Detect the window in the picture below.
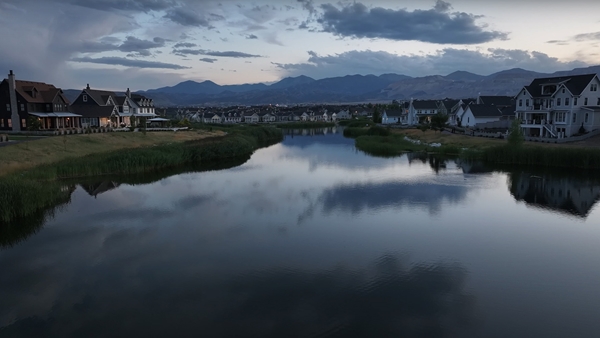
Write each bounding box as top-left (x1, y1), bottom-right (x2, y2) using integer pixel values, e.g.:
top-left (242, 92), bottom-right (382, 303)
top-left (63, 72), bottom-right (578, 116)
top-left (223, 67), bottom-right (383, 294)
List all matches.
top-left (573, 113), bottom-right (577, 123)
top-left (585, 113), bottom-right (589, 123)
top-left (592, 84), bottom-right (598, 91)
top-left (83, 95), bottom-right (88, 102)
top-left (597, 98), bottom-right (600, 105)
top-left (21, 119), bottom-right (26, 128)
top-left (562, 89), bottom-right (565, 93)
top-left (555, 112), bottom-right (566, 123)
top-left (557, 98), bottom-right (562, 106)
top-left (565, 98), bottom-right (570, 106)
top-left (5, 104), bottom-right (9, 112)
top-left (47, 104), bottom-right (51, 110)
top-left (574, 97), bottom-right (578, 106)
top-left (20, 104), bottom-right (24, 111)
top-left (584, 97), bottom-right (588, 105)
top-left (519, 99), bottom-right (523, 107)
top-left (526, 99), bottom-right (529, 107)
top-left (7, 119), bottom-right (11, 128)
top-left (0, 119), bottom-right (3, 128)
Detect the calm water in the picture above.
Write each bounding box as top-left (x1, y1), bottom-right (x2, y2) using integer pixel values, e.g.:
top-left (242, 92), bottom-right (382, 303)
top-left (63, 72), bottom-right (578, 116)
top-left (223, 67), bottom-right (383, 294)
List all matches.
top-left (2, 128), bottom-right (600, 337)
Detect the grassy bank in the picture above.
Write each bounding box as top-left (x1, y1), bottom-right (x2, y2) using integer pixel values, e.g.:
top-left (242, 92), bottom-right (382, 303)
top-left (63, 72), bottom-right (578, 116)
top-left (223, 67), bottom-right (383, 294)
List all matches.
top-left (276, 122), bottom-right (335, 128)
top-left (0, 130), bottom-right (224, 177)
top-left (355, 134), bottom-right (461, 158)
top-left (0, 126), bottom-right (283, 227)
top-left (343, 126), bottom-right (389, 138)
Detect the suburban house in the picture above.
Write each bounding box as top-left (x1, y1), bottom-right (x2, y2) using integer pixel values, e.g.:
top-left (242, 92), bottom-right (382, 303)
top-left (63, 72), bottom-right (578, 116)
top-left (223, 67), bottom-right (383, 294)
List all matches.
top-left (408, 100), bottom-right (442, 125)
top-left (127, 89), bottom-right (156, 118)
top-left (336, 109), bottom-right (351, 120)
top-left (113, 96), bottom-right (132, 127)
top-left (244, 111), bottom-right (259, 123)
top-left (381, 109), bottom-right (403, 125)
top-left (460, 104), bottom-right (503, 128)
top-left (0, 70), bottom-right (80, 131)
top-left (69, 84), bottom-right (119, 128)
top-left (514, 74), bottom-right (600, 139)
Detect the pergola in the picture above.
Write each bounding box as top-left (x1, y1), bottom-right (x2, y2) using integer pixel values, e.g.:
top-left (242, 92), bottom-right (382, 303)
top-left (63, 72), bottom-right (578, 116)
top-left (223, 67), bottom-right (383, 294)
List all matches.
top-left (29, 112), bottom-right (82, 129)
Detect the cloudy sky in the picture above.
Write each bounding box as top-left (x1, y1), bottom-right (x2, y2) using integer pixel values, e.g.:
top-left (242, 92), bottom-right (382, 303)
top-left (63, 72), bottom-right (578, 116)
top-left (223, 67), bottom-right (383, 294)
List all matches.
top-left (0, 0), bottom-right (599, 90)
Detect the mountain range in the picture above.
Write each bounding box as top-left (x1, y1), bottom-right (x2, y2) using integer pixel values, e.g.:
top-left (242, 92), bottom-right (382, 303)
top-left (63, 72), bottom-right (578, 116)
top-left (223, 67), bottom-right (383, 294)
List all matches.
top-left (63, 65), bottom-right (600, 107)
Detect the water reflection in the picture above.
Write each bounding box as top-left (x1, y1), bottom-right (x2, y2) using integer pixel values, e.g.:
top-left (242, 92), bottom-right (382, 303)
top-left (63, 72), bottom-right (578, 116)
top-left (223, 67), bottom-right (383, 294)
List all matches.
top-left (508, 171), bottom-right (600, 218)
top-left (320, 181), bottom-right (469, 216)
top-left (0, 254), bottom-right (476, 338)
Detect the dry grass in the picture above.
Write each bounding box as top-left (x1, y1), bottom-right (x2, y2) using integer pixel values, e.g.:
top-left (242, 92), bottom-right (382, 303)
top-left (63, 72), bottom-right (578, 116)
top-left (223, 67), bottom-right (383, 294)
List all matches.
top-left (0, 130), bottom-right (224, 177)
top-left (397, 129), bottom-right (600, 149)
top-left (396, 129), bottom-right (506, 148)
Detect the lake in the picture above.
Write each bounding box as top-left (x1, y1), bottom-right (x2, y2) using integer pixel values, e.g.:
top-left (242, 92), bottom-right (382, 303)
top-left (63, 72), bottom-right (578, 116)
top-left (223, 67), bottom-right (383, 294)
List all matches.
top-left (2, 127), bottom-right (600, 337)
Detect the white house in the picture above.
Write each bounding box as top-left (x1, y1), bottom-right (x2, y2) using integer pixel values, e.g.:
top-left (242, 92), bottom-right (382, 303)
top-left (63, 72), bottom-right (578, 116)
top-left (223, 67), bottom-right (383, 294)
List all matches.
top-left (515, 74), bottom-right (600, 139)
top-left (460, 104), bottom-right (503, 128)
top-left (381, 109), bottom-right (403, 125)
top-left (244, 112), bottom-right (259, 123)
top-left (336, 109), bottom-right (351, 120)
top-left (408, 100), bottom-right (441, 125)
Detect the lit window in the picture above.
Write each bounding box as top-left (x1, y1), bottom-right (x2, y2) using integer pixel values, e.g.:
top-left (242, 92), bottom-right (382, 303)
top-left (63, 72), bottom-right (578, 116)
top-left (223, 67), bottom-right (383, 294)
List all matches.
top-left (21, 119), bottom-right (26, 128)
top-left (8, 119), bottom-right (12, 128)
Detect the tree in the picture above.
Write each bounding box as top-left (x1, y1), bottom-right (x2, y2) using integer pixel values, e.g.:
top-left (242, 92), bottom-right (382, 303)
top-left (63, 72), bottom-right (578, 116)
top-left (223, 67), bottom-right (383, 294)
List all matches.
top-left (430, 113), bottom-right (449, 132)
top-left (25, 116), bottom-right (42, 150)
top-left (372, 107), bottom-right (381, 124)
top-left (507, 118), bottom-right (524, 147)
top-left (139, 117), bottom-right (147, 135)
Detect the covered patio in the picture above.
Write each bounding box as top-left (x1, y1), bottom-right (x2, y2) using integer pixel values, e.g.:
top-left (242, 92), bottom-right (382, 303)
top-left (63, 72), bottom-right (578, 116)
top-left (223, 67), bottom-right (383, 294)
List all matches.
top-left (147, 117), bottom-right (170, 128)
top-left (29, 112), bottom-right (82, 130)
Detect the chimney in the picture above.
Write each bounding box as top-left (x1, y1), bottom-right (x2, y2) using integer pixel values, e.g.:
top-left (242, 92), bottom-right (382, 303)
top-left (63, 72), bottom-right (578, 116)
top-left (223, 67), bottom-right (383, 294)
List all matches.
top-left (86, 84), bottom-right (90, 90)
top-left (8, 70), bottom-right (20, 132)
top-left (126, 88), bottom-right (131, 98)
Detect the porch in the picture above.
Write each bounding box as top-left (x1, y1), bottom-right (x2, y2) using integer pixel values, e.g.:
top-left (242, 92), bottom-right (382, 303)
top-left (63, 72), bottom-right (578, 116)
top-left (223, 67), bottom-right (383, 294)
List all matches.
top-left (29, 112), bottom-right (82, 130)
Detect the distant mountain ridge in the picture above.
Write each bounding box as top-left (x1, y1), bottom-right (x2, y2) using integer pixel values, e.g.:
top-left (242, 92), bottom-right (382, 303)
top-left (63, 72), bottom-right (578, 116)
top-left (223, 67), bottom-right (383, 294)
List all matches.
top-left (65, 65), bottom-right (600, 106)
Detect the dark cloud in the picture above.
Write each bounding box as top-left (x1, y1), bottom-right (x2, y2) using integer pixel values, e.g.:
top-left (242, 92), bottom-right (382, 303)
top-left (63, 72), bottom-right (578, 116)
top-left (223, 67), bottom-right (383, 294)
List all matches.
top-left (65, 0), bottom-right (177, 12)
top-left (574, 31), bottom-right (600, 41)
top-left (316, 1), bottom-right (507, 44)
top-left (118, 36), bottom-right (166, 52)
top-left (173, 42), bottom-right (197, 48)
top-left (202, 51), bottom-right (262, 58)
top-left (246, 34), bottom-right (258, 39)
top-left (164, 7), bottom-right (212, 27)
top-left (199, 58), bottom-right (218, 63)
top-left (173, 49), bottom-right (262, 58)
top-left (274, 49), bottom-right (589, 79)
top-left (70, 56), bottom-right (189, 69)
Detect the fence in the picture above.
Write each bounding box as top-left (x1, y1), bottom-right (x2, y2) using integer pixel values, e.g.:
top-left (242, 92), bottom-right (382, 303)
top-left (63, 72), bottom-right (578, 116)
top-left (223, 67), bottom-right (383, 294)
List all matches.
top-left (524, 129), bottom-right (600, 144)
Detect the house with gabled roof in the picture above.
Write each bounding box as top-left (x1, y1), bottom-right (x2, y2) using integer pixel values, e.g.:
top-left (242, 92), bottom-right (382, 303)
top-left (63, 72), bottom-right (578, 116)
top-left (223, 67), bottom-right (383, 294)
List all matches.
top-left (69, 84), bottom-right (119, 128)
top-left (0, 70), bottom-right (80, 131)
top-left (460, 104), bottom-right (503, 128)
top-left (408, 100), bottom-right (442, 125)
top-left (381, 109), bottom-right (403, 125)
top-left (515, 73), bottom-right (600, 139)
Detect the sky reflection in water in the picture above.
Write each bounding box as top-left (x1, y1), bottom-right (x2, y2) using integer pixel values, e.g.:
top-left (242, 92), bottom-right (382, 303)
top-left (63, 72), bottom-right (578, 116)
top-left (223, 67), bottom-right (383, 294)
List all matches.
top-left (1, 128), bottom-right (600, 337)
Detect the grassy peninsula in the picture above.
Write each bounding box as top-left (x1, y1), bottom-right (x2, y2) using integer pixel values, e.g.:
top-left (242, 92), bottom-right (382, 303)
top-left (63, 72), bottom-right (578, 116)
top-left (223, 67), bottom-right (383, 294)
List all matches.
top-left (347, 126), bottom-right (600, 169)
top-left (0, 126), bottom-right (283, 226)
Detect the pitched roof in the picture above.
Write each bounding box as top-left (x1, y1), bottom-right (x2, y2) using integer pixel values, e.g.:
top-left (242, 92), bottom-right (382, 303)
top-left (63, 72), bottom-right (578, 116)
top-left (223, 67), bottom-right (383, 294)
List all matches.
top-left (384, 109), bottom-right (403, 117)
top-left (467, 104), bottom-right (502, 117)
top-left (69, 104), bottom-right (115, 118)
top-left (412, 100), bottom-right (439, 109)
top-left (524, 74), bottom-right (596, 97)
top-left (479, 96), bottom-right (514, 107)
top-left (441, 99), bottom-right (460, 111)
top-left (8, 79), bottom-right (69, 104)
top-left (84, 88), bottom-right (118, 106)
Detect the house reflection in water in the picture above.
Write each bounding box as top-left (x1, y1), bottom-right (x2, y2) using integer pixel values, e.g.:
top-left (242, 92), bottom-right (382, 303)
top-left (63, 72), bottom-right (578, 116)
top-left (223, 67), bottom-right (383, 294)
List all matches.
top-left (510, 173), bottom-right (600, 218)
top-left (80, 181), bottom-right (121, 198)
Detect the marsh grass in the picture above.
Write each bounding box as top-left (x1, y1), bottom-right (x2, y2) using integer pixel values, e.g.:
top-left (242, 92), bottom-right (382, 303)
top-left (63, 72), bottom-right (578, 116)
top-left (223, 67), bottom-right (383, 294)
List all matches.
top-left (468, 145), bottom-right (600, 169)
top-left (0, 126), bottom-right (283, 228)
